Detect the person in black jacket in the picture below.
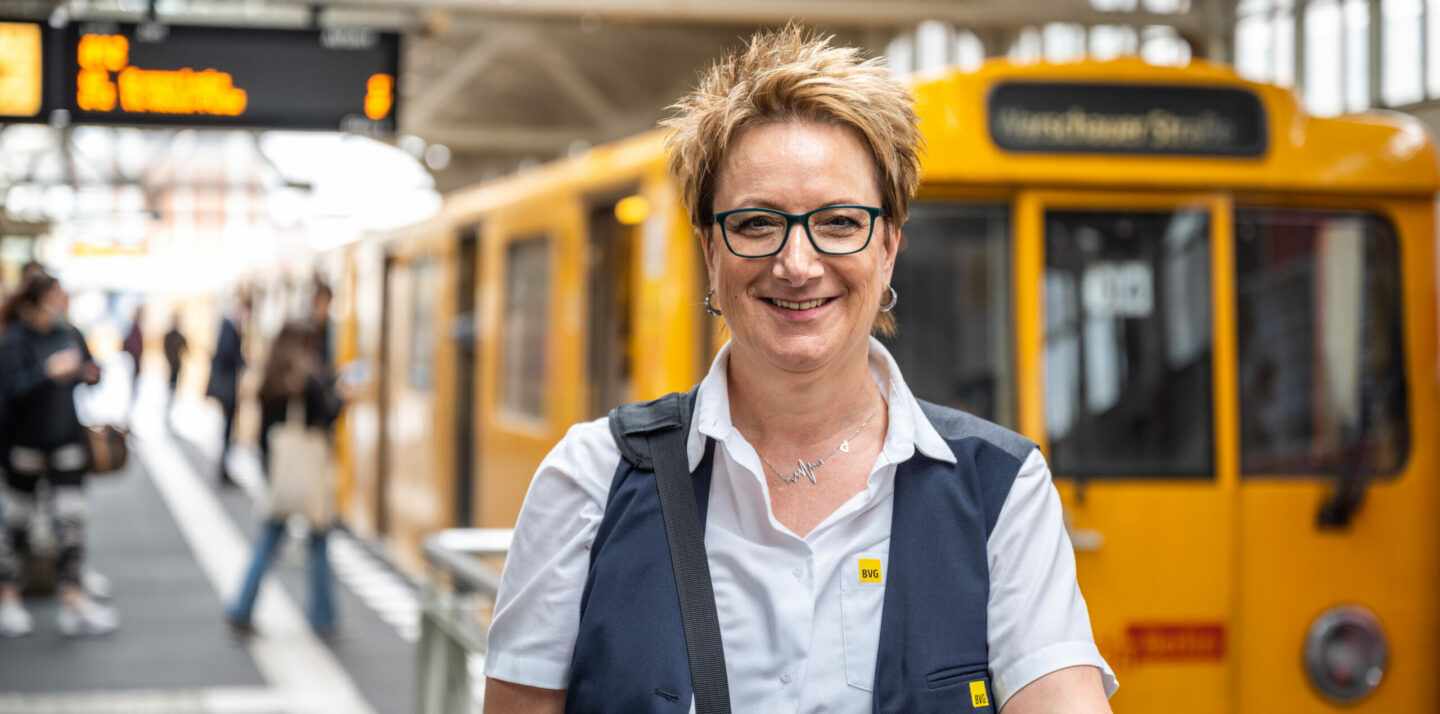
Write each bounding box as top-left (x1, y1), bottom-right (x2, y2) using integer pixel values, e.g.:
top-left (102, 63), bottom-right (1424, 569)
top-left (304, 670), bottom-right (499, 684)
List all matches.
top-left (207, 296), bottom-right (248, 488)
top-left (122, 306), bottom-right (143, 414)
top-left (163, 318), bottom-right (187, 428)
top-left (0, 274), bottom-right (117, 637)
top-left (225, 320), bottom-right (344, 636)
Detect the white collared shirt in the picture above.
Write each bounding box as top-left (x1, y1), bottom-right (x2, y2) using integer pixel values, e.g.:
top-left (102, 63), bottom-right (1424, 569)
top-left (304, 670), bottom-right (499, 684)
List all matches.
top-left (485, 339), bottom-right (1117, 711)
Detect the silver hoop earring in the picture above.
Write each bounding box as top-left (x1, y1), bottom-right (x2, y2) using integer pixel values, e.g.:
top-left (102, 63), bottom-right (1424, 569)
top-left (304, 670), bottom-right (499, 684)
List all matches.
top-left (705, 290), bottom-right (723, 317)
top-left (879, 285), bottom-right (898, 313)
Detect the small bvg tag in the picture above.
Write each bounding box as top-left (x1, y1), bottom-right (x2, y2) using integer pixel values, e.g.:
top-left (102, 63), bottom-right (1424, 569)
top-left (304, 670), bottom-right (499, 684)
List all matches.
top-left (970, 680), bottom-right (989, 707)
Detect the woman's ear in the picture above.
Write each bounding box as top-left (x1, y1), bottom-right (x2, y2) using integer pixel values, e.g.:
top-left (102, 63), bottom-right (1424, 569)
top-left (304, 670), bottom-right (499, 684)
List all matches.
top-left (881, 225), bottom-right (902, 276)
top-left (700, 229), bottom-right (719, 287)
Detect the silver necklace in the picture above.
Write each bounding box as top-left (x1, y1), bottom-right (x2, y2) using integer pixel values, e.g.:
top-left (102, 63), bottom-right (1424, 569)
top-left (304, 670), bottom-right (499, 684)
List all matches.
top-left (757, 400), bottom-right (881, 485)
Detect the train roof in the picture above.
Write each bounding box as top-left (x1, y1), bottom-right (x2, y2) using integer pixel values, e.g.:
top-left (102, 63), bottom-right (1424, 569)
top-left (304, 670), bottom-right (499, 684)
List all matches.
top-left (914, 57), bottom-right (1440, 196)
top-left (390, 57), bottom-right (1439, 243)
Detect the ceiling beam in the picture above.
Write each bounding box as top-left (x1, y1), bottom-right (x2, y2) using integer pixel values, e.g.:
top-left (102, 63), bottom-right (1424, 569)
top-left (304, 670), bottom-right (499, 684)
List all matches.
top-left (403, 33), bottom-right (532, 134)
top-left (416, 125), bottom-right (600, 152)
top-left (280, 0), bottom-right (1207, 34)
top-left (530, 45), bottom-right (627, 129)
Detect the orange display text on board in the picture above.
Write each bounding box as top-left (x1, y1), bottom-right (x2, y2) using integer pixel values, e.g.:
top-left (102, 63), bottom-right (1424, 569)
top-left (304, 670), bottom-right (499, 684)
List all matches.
top-left (75, 34), bottom-right (247, 116)
top-left (365, 73), bottom-right (393, 120)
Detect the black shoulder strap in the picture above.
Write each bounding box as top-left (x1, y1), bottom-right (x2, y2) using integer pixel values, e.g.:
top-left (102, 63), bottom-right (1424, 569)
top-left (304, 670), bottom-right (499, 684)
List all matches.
top-left (609, 390), bottom-right (731, 714)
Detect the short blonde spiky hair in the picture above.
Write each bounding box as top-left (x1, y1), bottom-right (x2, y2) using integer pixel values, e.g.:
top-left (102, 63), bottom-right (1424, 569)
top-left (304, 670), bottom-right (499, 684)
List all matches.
top-left (662, 24), bottom-right (922, 232)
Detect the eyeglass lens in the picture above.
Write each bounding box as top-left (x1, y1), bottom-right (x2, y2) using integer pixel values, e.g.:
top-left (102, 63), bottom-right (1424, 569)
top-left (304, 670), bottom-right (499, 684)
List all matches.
top-left (721, 207), bottom-right (874, 256)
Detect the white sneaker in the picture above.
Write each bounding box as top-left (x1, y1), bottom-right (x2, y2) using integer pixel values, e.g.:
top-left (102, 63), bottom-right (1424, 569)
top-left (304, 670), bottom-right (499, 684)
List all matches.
top-left (0, 601), bottom-right (32, 637)
top-left (57, 600), bottom-right (119, 637)
top-left (83, 568), bottom-right (113, 600)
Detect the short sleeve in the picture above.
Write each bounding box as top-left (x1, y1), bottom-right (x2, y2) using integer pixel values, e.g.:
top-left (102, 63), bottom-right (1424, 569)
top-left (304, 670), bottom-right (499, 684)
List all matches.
top-left (986, 449), bottom-right (1118, 708)
top-left (482, 417), bottom-right (621, 690)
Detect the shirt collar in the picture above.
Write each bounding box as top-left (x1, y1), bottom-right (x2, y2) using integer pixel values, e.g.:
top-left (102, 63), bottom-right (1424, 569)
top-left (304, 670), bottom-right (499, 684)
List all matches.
top-left (685, 338), bottom-right (956, 471)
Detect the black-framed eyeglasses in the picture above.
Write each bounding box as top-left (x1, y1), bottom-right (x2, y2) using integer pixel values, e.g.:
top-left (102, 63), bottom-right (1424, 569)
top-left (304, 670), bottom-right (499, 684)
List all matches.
top-left (710, 205), bottom-right (886, 258)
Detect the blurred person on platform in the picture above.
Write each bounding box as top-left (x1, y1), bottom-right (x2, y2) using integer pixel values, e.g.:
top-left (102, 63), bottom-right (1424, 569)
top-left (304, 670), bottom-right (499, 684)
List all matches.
top-left (225, 320), bottom-right (344, 636)
top-left (0, 274), bottom-right (7, 570)
top-left (310, 283), bottom-right (333, 371)
top-left (0, 273), bottom-right (116, 637)
top-left (123, 305), bottom-right (144, 414)
top-left (163, 318), bottom-right (187, 425)
top-left (483, 27), bottom-right (1113, 713)
top-left (207, 296), bottom-right (249, 488)
top-left (19, 261), bottom-right (46, 285)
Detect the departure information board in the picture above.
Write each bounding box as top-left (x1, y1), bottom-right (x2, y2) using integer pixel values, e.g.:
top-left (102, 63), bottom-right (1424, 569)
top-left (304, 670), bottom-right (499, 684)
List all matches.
top-left (0, 20), bottom-right (399, 133)
top-left (0, 21), bottom-right (49, 121)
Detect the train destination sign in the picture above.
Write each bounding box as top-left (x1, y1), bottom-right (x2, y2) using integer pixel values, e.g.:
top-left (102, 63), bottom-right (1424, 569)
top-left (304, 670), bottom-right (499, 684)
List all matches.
top-left (60, 22), bottom-right (399, 133)
top-left (987, 82), bottom-right (1267, 157)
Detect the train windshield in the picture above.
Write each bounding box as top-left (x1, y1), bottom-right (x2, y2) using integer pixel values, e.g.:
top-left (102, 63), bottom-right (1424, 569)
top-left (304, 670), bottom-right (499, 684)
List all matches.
top-left (1044, 208), bottom-right (1215, 478)
top-left (885, 202), bottom-right (1015, 428)
top-left (1235, 209), bottom-right (1409, 477)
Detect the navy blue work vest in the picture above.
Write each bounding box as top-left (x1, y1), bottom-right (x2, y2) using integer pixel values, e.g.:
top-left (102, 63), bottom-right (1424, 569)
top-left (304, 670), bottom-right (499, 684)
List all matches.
top-left (565, 393), bottom-right (1034, 713)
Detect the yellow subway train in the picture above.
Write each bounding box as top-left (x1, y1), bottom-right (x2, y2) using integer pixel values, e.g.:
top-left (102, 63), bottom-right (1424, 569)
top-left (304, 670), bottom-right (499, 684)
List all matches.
top-left (322, 58), bottom-right (1440, 711)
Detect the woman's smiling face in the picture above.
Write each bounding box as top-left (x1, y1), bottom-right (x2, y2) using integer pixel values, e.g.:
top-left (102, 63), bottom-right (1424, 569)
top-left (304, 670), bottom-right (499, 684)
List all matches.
top-left (706, 120), bottom-right (899, 376)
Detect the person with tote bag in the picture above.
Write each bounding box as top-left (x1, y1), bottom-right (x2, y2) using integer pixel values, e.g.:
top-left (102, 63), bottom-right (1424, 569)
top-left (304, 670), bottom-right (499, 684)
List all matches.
top-left (225, 320), bottom-right (344, 636)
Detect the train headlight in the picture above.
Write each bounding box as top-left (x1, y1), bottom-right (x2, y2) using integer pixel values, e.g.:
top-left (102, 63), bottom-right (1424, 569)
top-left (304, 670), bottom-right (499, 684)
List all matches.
top-left (1303, 606), bottom-right (1388, 704)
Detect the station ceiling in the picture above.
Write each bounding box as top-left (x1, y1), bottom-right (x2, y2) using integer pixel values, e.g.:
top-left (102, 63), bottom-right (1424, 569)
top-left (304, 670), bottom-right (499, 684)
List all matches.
top-left (3, 0), bottom-right (1218, 191)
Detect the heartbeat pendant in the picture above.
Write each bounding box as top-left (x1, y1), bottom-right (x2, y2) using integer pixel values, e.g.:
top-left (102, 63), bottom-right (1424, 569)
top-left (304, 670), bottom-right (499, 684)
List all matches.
top-left (789, 459), bottom-right (821, 485)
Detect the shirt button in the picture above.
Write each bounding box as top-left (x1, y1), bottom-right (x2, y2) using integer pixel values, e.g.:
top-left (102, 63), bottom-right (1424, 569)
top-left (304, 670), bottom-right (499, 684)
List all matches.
top-left (791, 566), bottom-right (804, 579)
top-left (780, 670), bottom-right (793, 684)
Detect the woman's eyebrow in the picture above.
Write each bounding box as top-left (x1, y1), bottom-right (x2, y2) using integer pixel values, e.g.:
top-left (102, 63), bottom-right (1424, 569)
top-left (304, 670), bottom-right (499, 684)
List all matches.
top-left (721, 198), bottom-right (870, 211)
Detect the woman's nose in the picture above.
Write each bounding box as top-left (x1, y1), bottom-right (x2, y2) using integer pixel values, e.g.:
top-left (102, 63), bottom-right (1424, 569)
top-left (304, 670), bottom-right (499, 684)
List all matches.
top-left (772, 223), bottom-right (823, 284)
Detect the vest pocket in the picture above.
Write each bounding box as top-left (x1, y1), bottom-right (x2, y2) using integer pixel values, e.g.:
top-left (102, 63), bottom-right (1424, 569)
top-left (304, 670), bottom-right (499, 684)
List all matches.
top-left (925, 665), bottom-right (995, 711)
top-left (839, 554), bottom-right (887, 692)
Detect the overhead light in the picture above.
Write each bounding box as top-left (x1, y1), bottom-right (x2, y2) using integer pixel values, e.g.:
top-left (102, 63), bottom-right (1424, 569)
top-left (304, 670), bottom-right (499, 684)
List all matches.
top-left (614, 195), bottom-right (649, 226)
top-left (397, 134), bottom-right (427, 159)
top-left (424, 143), bottom-right (451, 170)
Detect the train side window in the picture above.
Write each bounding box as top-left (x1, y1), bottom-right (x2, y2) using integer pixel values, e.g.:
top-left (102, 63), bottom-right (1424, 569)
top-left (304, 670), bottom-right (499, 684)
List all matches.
top-left (407, 257), bottom-right (438, 389)
top-left (1044, 209), bottom-right (1214, 478)
top-left (883, 202), bottom-right (1015, 428)
top-left (1235, 210), bottom-right (1408, 477)
top-left (500, 236), bottom-right (550, 419)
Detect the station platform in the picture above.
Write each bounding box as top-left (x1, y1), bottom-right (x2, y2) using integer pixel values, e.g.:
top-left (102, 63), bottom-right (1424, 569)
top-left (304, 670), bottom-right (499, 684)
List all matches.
top-left (0, 367), bottom-right (420, 714)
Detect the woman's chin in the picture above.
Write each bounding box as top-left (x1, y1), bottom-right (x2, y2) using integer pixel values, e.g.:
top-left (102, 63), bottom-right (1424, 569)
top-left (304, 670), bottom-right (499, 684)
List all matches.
top-left (741, 334), bottom-right (848, 375)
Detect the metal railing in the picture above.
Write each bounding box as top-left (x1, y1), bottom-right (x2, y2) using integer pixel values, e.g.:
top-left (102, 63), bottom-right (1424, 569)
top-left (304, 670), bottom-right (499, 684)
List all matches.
top-left (416, 528), bottom-right (513, 714)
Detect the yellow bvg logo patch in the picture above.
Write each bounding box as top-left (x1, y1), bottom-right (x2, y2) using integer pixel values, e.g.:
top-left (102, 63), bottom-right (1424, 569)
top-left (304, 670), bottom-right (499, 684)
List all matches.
top-left (858, 558), bottom-right (882, 583)
top-left (970, 680), bottom-right (989, 707)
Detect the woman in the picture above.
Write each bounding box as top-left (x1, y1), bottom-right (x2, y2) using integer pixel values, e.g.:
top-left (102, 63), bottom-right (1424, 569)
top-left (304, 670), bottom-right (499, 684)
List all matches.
top-left (484, 27), bottom-right (1115, 713)
top-left (225, 320), bottom-right (342, 636)
top-left (0, 274), bottom-right (115, 637)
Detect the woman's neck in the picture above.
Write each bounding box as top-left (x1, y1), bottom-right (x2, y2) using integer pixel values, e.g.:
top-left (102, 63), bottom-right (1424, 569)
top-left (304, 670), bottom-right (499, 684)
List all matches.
top-left (21, 311), bottom-right (53, 333)
top-left (726, 340), bottom-right (881, 449)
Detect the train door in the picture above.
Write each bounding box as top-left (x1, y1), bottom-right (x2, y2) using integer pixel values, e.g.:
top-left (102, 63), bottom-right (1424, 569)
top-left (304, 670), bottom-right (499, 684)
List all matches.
top-left (1019, 191), bottom-right (1238, 710)
top-left (453, 228), bottom-right (480, 527)
top-left (1231, 202), bottom-right (1440, 711)
top-left (586, 198), bottom-right (636, 418)
top-left (387, 253), bottom-right (442, 569)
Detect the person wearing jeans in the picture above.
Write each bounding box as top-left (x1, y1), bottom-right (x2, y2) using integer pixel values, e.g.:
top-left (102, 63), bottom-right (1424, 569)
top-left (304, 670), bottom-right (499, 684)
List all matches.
top-left (226, 517), bottom-right (335, 633)
top-left (224, 320), bottom-right (343, 636)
